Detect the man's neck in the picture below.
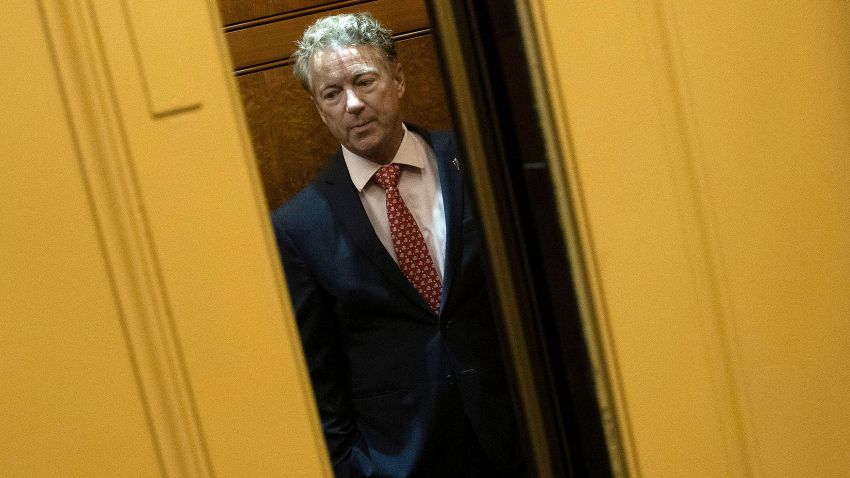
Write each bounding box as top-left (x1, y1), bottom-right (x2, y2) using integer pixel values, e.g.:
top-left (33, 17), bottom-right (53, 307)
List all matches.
top-left (366, 123), bottom-right (406, 165)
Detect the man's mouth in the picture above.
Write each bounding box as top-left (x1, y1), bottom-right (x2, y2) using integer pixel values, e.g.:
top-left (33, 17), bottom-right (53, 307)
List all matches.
top-left (351, 120), bottom-right (374, 130)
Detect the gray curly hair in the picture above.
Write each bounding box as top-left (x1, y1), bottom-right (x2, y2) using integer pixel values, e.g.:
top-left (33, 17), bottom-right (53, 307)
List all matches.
top-left (292, 12), bottom-right (397, 92)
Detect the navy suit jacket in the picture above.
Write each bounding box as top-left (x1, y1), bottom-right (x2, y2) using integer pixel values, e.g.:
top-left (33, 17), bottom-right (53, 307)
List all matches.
top-left (272, 126), bottom-right (521, 477)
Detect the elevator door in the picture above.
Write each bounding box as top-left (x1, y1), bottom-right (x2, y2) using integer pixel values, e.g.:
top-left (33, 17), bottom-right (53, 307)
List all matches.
top-left (1, 1), bottom-right (329, 476)
top-left (530, 1), bottom-right (850, 476)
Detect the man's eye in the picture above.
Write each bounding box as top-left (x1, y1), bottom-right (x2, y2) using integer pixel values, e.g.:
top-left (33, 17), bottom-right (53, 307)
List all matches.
top-left (357, 78), bottom-right (376, 87)
top-left (324, 91), bottom-right (339, 101)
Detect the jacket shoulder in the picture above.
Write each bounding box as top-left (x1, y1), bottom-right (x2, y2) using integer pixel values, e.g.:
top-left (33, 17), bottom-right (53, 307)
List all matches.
top-left (428, 130), bottom-right (455, 144)
top-left (406, 124), bottom-right (455, 152)
top-left (270, 175), bottom-right (331, 238)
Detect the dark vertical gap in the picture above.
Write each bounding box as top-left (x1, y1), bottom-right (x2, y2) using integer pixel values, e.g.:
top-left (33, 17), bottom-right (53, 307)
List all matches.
top-left (427, 1), bottom-right (614, 476)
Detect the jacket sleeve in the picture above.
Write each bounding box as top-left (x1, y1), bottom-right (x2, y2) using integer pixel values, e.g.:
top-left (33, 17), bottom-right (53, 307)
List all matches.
top-left (272, 216), bottom-right (369, 478)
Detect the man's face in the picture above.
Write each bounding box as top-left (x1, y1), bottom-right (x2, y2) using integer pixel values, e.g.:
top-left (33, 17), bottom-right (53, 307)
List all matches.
top-left (308, 45), bottom-right (406, 164)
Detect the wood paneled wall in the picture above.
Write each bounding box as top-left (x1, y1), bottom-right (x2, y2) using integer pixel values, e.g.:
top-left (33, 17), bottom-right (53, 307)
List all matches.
top-left (219, 0), bottom-right (453, 209)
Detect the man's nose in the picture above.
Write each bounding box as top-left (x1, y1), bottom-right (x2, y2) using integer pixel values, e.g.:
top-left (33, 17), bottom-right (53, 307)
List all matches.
top-left (345, 89), bottom-right (365, 113)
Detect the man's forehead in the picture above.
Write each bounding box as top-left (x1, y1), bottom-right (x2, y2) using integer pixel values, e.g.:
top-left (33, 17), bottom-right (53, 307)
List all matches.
top-left (311, 45), bottom-right (386, 77)
top-left (314, 45), bottom-right (367, 62)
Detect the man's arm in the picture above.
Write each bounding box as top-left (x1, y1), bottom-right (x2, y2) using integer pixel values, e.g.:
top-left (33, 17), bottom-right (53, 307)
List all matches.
top-left (272, 218), bottom-right (368, 477)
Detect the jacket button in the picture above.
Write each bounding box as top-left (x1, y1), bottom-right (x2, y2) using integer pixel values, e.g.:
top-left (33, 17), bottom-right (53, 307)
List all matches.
top-left (446, 372), bottom-right (457, 386)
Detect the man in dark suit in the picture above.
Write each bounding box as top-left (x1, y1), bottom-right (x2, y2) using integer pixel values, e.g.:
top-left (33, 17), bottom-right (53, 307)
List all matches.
top-left (271, 13), bottom-right (522, 477)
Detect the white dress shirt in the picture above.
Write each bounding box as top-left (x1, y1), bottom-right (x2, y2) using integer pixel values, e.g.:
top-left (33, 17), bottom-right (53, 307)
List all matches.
top-left (342, 125), bottom-right (447, 279)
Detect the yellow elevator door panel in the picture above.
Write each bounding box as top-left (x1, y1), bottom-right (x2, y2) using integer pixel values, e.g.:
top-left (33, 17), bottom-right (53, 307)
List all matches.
top-left (670, 4), bottom-right (850, 476)
top-left (2, 1), bottom-right (330, 476)
top-left (531, 0), bottom-right (850, 476)
top-left (0, 2), bottom-right (161, 476)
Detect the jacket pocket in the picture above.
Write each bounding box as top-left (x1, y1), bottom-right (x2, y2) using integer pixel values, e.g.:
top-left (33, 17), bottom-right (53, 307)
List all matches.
top-left (350, 386), bottom-right (402, 401)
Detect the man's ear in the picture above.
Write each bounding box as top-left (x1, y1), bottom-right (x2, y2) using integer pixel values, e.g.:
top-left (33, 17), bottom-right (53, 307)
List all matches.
top-left (394, 62), bottom-right (406, 99)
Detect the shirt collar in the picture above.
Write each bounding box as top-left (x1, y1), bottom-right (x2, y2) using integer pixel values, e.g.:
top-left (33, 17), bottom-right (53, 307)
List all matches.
top-left (343, 124), bottom-right (425, 192)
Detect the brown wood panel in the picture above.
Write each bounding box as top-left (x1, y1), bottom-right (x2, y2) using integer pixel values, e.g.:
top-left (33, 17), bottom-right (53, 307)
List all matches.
top-left (226, 0), bottom-right (428, 71)
top-left (217, 0), bottom-right (335, 26)
top-left (238, 35), bottom-right (453, 209)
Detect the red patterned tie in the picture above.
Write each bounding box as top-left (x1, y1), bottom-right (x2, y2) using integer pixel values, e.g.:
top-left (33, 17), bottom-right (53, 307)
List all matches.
top-left (373, 164), bottom-right (442, 314)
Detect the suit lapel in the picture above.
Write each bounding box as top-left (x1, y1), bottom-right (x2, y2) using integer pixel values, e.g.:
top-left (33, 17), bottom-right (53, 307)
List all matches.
top-left (316, 151), bottom-right (437, 316)
top-left (413, 126), bottom-right (464, 311)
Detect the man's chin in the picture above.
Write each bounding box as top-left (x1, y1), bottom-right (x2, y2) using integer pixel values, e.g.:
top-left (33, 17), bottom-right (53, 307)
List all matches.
top-left (347, 138), bottom-right (384, 160)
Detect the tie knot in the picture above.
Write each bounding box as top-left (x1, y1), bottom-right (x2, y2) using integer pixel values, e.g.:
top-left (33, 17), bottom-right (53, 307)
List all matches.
top-left (373, 163), bottom-right (400, 190)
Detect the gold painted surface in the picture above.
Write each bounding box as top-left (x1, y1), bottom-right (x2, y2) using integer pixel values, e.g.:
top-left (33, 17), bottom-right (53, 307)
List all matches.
top-left (2, 0), bottom-right (331, 476)
top-left (530, 2), bottom-right (733, 475)
top-left (42, 0), bottom-right (216, 473)
top-left (0, 2), bottom-right (161, 475)
top-left (85, 0), bottom-right (331, 475)
top-left (666, 3), bottom-right (850, 475)
top-left (121, 0), bottom-right (204, 116)
top-left (529, 0), bottom-right (850, 476)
